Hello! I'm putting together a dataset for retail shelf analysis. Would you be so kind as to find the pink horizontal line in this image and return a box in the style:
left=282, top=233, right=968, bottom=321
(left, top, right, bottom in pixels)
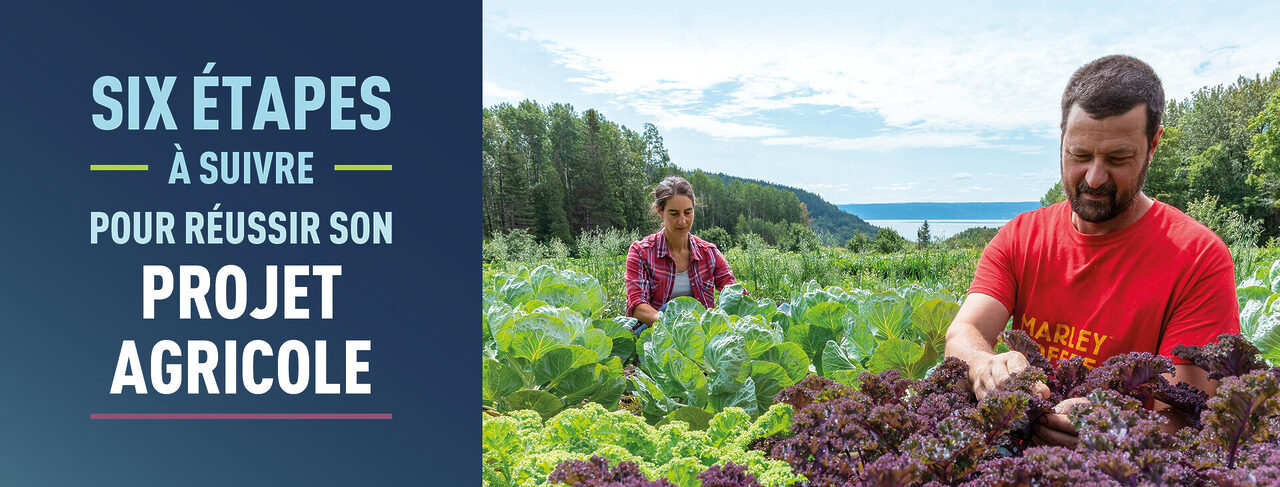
left=90, top=413, right=392, bottom=420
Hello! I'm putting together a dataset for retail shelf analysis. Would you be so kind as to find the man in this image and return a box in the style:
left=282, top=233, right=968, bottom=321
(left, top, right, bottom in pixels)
left=944, top=55, right=1240, bottom=446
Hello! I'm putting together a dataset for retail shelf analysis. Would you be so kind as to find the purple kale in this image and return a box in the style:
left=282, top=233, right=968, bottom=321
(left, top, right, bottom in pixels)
left=902, top=416, right=987, bottom=484
left=912, top=357, right=972, bottom=398
left=772, top=394, right=877, bottom=485
left=696, top=462, right=764, bottom=487
left=773, top=374, right=848, bottom=412
left=1153, top=380, right=1209, bottom=430
left=858, top=368, right=914, bottom=405
left=1195, top=370, right=1280, bottom=468
left=1172, top=334, right=1267, bottom=381
left=861, top=453, right=924, bottom=487
left=1204, top=465, right=1280, bottom=487
left=1050, top=355, right=1089, bottom=398
left=548, top=456, right=674, bottom=486
left=960, top=446, right=1116, bottom=486
left=997, top=330, right=1053, bottom=376
left=1070, top=352, right=1172, bottom=403
left=971, top=390, right=1031, bottom=451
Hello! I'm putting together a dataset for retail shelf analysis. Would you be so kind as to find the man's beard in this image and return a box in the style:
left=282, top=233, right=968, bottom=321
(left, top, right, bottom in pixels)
left=1065, top=165, right=1147, bottom=224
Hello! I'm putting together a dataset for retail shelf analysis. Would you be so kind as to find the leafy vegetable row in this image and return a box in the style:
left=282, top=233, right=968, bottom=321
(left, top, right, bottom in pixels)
left=746, top=330, right=1280, bottom=486
left=481, top=403, right=803, bottom=487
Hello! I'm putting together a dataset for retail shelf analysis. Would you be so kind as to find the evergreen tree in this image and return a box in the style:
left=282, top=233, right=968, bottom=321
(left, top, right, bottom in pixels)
left=916, top=220, right=931, bottom=249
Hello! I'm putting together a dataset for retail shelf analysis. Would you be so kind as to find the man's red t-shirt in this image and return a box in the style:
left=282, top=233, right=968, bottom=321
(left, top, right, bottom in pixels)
left=969, top=200, right=1239, bottom=368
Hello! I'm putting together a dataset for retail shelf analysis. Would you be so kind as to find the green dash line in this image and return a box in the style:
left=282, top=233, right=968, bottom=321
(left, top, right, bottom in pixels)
left=91, top=164, right=149, bottom=171
left=334, top=164, right=393, bottom=171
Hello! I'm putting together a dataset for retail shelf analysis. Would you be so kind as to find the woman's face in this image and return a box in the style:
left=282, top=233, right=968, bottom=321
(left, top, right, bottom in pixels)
left=661, top=195, right=694, bottom=237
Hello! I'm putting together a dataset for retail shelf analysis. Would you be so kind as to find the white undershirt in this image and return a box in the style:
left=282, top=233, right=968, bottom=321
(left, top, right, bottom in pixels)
left=670, top=271, right=692, bottom=298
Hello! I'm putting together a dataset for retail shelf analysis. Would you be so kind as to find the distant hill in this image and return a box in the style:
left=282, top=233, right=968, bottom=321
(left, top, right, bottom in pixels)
left=839, top=202, right=1040, bottom=220
left=706, top=173, right=880, bottom=243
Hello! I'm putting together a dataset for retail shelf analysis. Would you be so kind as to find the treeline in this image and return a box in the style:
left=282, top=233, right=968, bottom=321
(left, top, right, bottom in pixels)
left=1043, top=64, right=1280, bottom=245
left=706, top=173, right=879, bottom=244
left=482, top=100, right=829, bottom=246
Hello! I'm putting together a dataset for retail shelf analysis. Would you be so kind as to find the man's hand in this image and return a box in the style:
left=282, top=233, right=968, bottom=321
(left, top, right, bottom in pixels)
left=968, top=350, right=1050, bottom=401
left=1033, top=397, right=1089, bottom=447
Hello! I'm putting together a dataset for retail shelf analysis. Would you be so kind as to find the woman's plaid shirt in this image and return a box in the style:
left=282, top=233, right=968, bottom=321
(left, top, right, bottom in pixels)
left=625, top=229, right=739, bottom=316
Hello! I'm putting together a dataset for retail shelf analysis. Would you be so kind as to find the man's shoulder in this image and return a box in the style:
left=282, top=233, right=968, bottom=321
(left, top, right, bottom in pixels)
left=1150, top=200, right=1229, bottom=251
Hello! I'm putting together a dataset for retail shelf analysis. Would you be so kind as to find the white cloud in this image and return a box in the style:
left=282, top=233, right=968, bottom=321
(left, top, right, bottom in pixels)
left=482, top=81, right=523, bottom=101
left=762, top=132, right=1043, bottom=152
left=485, top=3, right=1280, bottom=149
left=874, top=183, right=916, bottom=191
left=952, top=172, right=973, bottom=180
left=794, top=182, right=851, bottom=193
left=957, top=186, right=997, bottom=193
left=1018, top=170, right=1060, bottom=186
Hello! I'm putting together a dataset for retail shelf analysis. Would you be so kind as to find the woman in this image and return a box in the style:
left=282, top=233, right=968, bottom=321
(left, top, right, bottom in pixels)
left=625, top=176, right=740, bottom=334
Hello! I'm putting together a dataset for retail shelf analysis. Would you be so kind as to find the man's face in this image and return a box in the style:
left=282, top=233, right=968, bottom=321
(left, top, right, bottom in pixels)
left=1060, top=104, right=1155, bottom=223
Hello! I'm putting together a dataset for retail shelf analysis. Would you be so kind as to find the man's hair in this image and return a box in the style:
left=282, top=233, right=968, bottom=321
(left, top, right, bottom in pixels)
left=1060, top=55, right=1164, bottom=142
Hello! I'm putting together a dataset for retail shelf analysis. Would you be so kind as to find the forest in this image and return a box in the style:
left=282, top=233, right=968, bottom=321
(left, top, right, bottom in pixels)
left=481, top=101, right=874, bottom=248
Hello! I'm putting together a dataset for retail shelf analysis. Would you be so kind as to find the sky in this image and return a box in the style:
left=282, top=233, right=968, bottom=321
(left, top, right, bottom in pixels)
left=482, top=2, right=1280, bottom=204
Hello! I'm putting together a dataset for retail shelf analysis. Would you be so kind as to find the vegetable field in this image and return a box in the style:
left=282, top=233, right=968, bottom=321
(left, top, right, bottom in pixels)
left=483, top=254, right=1280, bottom=486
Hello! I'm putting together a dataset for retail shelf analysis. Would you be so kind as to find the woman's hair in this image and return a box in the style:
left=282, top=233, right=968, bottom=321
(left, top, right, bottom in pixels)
left=652, top=176, right=696, bottom=214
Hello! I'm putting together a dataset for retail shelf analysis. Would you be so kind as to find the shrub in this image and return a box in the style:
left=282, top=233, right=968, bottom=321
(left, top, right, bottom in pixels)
left=845, top=232, right=870, bottom=253
left=874, top=227, right=906, bottom=253
left=698, top=226, right=732, bottom=249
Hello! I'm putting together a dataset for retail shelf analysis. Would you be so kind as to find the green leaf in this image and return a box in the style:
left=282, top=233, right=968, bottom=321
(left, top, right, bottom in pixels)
left=699, top=309, right=732, bottom=340
left=704, top=333, right=748, bottom=395
left=1239, top=280, right=1272, bottom=307
left=705, top=407, right=752, bottom=448
left=663, top=296, right=705, bottom=318
left=528, top=265, right=559, bottom=290
left=744, top=361, right=791, bottom=414
left=869, top=337, right=927, bottom=379
left=660, top=457, right=705, bottom=487
left=482, top=358, right=524, bottom=407
left=912, top=299, right=959, bottom=352
left=1270, top=260, right=1280, bottom=292
left=844, top=322, right=877, bottom=362
left=481, top=417, right=522, bottom=469
left=1253, top=312, right=1280, bottom=363
left=666, top=313, right=709, bottom=364
left=1242, top=300, right=1265, bottom=339
left=586, top=357, right=627, bottom=410
left=803, top=301, right=849, bottom=333
left=552, top=364, right=604, bottom=405
left=732, top=315, right=783, bottom=359
left=598, top=317, right=638, bottom=361
left=533, top=345, right=599, bottom=387
left=861, top=293, right=913, bottom=340
left=1266, top=293, right=1280, bottom=315
left=717, top=283, right=757, bottom=316
left=827, top=368, right=865, bottom=388
left=709, top=377, right=758, bottom=416
left=540, top=305, right=590, bottom=337
left=656, top=406, right=716, bottom=431
left=496, top=389, right=564, bottom=420
left=822, top=338, right=862, bottom=376
left=758, top=342, right=811, bottom=383
left=572, top=328, right=613, bottom=363
left=660, top=349, right=710, bottom=408
left=786, top=323, right=837, bottom=376
left=630, top=369, right=679, bottom=419
left=507, top=312, right=574, bottom=363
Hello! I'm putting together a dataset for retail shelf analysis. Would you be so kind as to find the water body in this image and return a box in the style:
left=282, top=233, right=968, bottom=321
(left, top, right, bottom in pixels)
left=865, top=219, right=1009, bottom=242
